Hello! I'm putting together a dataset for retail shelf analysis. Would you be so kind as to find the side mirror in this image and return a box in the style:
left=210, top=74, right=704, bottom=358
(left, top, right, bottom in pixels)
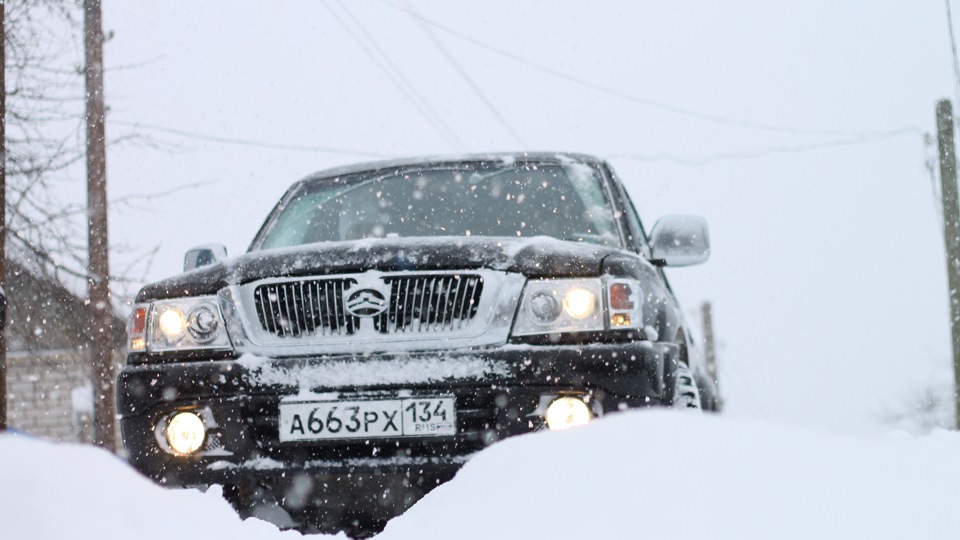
left=184, top=244, right=227, bottom=272
left=648, top=215, right=710, bottom=267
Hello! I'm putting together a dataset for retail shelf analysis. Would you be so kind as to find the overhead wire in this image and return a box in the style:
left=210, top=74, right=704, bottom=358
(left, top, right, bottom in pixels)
left=325, top=0, right=467, bottom=152
left=924, top=133, right=944, bottom=230
left=607, top=127, right=921, bottom=166
left=400, top=0, right=527, bottom=148
left=113, top=4, right=932, bottom=166
left=110, top=121, right=922, bottom=167
left=109, top=120, right=393, bottom=158
left=377, top=0, right=922, bottom=138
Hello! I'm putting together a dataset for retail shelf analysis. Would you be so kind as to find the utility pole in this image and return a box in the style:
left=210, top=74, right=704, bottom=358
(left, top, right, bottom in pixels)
left=936, top=99, right=960, bottom=430
left=0, top=0, right=7, bottom=433
left=700, top=301, right=721, bottom=411
left=84, top=0, right=115, bottom=450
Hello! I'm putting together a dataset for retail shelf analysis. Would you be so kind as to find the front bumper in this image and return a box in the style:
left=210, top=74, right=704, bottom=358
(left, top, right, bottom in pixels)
left=119, top=340, right=677, bottom=486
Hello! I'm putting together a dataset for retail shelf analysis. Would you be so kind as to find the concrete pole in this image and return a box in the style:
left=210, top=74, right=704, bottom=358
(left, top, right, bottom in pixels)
left=0, top=0, right=7, bottom=432
left=935, top=99, right=960, bottom=430
left=700, top=301, right=721, bottom=411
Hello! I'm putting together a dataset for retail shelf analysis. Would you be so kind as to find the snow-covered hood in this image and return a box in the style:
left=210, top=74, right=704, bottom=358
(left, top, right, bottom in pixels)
left=137, top=236, right=618, bottom=301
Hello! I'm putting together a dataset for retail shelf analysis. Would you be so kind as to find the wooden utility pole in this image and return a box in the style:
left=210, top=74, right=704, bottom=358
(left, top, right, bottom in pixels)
left=84, top=0, right=115, bottom=450
left=0, top=0, right=7, bottom=433
left=936, top=99, right=960, bottom=430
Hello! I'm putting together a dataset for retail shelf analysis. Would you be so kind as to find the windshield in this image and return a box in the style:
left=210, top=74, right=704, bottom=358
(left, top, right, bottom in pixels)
left=255, top=162, right=621, bottom=250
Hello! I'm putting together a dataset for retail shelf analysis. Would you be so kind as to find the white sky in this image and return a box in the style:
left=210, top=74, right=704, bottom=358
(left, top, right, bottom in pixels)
left=67, top=1, right=960, bottom=431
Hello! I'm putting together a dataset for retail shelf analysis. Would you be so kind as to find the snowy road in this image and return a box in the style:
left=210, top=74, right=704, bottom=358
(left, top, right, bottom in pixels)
left=2, top=411, right=958, bottom=539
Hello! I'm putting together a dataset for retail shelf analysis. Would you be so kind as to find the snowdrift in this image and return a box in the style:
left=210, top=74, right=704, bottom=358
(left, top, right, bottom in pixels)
left=0, top=433, right=308, bottom=540
left=381, top=411, right=960, bottom=539
left=3, top=411, right=960, bottom=539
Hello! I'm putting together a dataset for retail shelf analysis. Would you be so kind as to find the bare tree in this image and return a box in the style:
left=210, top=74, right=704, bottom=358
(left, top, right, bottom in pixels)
left=4, top=2, right=168, bottom=299
left=1, top=1, right=161, bottom=373
left=5, top=0, right=90, bottom=287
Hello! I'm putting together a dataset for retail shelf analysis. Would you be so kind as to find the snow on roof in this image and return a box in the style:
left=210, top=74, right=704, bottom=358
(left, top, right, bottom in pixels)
left=299, top=152, right=606, bottom=184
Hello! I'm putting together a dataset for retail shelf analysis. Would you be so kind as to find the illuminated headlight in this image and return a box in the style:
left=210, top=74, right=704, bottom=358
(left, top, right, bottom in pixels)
left=165, top=411, right=206, bottom=455
left=545, top=397, right=591, bottom=431
left=563, top=288, right=597, bottom=319
left=512, top=277, right=643, bottom=336
left=158, top=308, right=186, bottom=338
left=132, top=296, right=232, bottom=353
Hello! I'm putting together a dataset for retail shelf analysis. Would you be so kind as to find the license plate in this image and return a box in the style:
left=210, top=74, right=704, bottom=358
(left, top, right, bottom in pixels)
left=278, top=397, right=456, bottom=442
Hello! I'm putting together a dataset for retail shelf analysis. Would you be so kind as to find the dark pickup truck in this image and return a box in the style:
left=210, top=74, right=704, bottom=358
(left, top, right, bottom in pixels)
left=118, top=152, right=715, bottom=535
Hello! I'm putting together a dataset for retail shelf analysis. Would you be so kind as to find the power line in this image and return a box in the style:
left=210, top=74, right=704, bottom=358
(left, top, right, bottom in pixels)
left=324, top=0, right=466, bottom=152
left=110, top=120, right=393, bottom=158
left=400, top=0, right=526, bottom=147
left=113, top=120, right=920, bottom=167
left=925, top=132, right=944, bottom=229
left=335, top=0, right=466, bottom=151
left=378, top=0, right=921, bottom=138
left=607, top=127, right=921, bottom=166
left=320, top=0, right=451, bottom=149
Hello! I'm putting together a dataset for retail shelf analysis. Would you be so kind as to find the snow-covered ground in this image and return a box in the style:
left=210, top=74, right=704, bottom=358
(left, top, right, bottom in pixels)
left=3, top=410, right=959, bottom=539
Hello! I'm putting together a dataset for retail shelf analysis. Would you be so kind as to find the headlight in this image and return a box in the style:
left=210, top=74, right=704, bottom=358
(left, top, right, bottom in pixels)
left=545, top=396, right=591, bottom=430
left=512, top=277, right=643, bottom=336
left=528, top=291, right=563, bottom=323
left=128, top=296, right=232, bottom=353
left=563, top=288, right=597, bottom=319
left=158, top=308, right=186, bottom=338
left=512, top=279, right=604, bottom=336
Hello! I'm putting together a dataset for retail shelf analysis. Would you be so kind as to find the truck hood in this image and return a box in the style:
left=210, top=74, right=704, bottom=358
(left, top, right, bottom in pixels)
left=137, top=237, right=619, bottom=301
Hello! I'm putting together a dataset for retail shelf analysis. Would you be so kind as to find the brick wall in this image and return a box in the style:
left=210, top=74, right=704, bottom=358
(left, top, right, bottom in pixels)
left=6, top=349, right=123, bottom=445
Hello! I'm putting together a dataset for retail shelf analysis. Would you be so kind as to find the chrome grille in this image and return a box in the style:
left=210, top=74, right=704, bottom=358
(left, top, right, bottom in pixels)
left=253, top=274, right=483, bottom=338
left=375, top=274, right=483, bottom=333
left=254, top=278, right=358, bottom=337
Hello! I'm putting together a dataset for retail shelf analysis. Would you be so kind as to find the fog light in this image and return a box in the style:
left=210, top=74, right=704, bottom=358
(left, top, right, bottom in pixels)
left=166, top=411, right=206, bottom=455
left=545, top=396, right=591, bottom=431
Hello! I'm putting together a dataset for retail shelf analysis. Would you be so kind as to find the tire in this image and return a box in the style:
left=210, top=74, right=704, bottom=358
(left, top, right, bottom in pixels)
left=672, top=362, right=702, bottom=412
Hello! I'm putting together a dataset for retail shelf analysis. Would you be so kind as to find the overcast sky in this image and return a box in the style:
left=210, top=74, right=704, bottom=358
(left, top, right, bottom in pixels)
left=64, top=1, right=960, bottom=431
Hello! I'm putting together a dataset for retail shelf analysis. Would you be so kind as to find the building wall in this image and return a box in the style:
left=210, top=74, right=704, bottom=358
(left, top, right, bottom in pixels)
left=3, top=260, right=128, bottom=448
left=6, top=349, right=123, bottom=445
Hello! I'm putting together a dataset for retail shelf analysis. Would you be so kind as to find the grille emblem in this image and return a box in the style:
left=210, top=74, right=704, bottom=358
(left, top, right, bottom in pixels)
left=345, top=289, right=387, bottom=317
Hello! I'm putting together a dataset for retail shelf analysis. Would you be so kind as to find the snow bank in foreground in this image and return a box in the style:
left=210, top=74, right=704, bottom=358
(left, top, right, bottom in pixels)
left=3, top=412, right=960, bottom=540
left=0, top=434, right=313, bottom=540
left=380, top=411, right=960, bottom=540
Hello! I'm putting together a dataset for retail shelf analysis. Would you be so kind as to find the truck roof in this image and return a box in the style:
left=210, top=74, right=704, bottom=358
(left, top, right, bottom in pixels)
left=301, top=152, right=606, bottom=183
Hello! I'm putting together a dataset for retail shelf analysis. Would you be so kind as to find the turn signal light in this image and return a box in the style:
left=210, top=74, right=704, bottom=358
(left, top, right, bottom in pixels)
left=127, top=306, right=148, bottom=352
left=609, top=283, right=634, bottom=310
